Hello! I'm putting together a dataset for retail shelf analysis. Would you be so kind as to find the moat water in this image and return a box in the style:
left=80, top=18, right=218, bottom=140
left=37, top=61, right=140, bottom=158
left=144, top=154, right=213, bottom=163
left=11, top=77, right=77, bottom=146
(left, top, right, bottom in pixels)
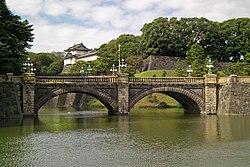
left=1, top=107, right=250, bottom=167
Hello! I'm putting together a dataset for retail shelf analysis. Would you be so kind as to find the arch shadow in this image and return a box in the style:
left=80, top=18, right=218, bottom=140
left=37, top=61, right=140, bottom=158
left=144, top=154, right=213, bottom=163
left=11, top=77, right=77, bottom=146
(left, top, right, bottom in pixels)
left=129, top=87, right=205, bottom=114
left=34, top=87, right=117, bottom=115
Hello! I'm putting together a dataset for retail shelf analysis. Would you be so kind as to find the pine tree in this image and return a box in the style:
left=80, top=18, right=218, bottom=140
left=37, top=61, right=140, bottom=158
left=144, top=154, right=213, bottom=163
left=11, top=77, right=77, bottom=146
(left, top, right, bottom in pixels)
left=0, top=0, right=34, bottom=75
left=185, top=43, right=208, bottom=77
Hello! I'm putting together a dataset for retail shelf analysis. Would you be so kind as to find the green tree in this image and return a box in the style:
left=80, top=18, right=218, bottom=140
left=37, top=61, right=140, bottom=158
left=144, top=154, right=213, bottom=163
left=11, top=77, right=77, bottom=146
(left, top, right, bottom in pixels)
left=225, top=52, right=250, bottom=76
left=125, top=55, right=143, bottom=73
left=67, top=60, right=90, bottom=75
left=40, top=66, right=48, bottom=74
left=175, top=59, right=185, bottom=77
left=28, top=52, right=58, bottom=73
left=220, top=18, right=250, bottom=62
left=47, top=59, right=64, bottom=74
left=244, top=52, right=250, bottom=75
left=185, top=43, right=209, bottom=77
left=95, top=34, right=141, bottom=75
left=0, top=0, right=33, bottom=74
left=139, top=17, right=170, bottom=56
left=139, top=17, right=250, bottom=63
left=139, top=17, right=221, bottom=58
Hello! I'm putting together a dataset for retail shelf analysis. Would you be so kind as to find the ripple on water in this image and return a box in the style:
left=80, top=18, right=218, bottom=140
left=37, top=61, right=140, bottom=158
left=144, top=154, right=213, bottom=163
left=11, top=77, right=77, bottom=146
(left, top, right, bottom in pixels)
left=1, top=110, right=250, bottom=167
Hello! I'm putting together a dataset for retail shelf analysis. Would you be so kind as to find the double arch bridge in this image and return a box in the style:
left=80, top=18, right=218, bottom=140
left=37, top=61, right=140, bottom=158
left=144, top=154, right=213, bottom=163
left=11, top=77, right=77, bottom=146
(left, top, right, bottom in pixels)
left=17, top=73, right=224, bottom=117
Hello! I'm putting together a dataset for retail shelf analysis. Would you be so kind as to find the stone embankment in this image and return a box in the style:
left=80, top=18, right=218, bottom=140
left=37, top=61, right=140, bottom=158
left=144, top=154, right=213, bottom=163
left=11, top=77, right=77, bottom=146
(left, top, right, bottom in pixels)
left=142, top=55, right=228, bottom=71
left=0, top=82, right=21, bottom=119
left=218, top=76, right=250, bottom=115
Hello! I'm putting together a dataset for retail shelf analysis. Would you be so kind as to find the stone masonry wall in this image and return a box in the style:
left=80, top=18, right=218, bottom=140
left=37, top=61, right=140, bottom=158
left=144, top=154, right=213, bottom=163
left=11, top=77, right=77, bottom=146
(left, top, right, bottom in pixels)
left=142, top=55, right=228, bottom=71
left=142, top=55, right=182, bottom=71
left=218, top=81, right=250, bottom=115
left=43, top=93, right=92, bottom=108
left=0, top=82, right=22, bottom=119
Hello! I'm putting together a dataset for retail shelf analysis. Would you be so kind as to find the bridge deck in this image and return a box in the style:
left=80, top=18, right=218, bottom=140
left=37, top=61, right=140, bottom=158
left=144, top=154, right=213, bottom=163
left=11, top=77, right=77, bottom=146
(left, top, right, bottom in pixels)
left=1, top=74, right=250, bottom=84
left=35, top=76, right=205, bottom=84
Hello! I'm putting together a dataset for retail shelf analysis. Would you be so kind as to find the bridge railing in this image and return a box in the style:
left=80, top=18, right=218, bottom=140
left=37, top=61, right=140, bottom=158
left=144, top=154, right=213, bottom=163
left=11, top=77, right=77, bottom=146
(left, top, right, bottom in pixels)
left=217, top=76, right=250, bottom=84
left=237, top=76, right=250, bottom=83
left=36, top=76, right=118, bottom=83
left=217, top=77, right=228, bottom=84
left=129, top=77, right=204, bottom=83
left=0, top=74, right=22, bottom=83
left=0, top=75, right=5, bottom=82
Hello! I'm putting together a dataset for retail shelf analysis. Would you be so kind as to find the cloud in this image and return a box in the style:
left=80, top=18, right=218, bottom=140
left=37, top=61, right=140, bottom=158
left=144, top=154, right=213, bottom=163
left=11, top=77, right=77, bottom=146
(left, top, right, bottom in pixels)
left=6, top=0, right=42, bottom=16
left=5, top=0, right=250, bottom=52
left=43, top=0, right=68, bottom=16
left=165, top=0, right=250, bottom=21
left=123, top=0, right=162, bottom=11
left=91, top=6, right=124, bottom=26
left=29, top=17, right=122, bottom=52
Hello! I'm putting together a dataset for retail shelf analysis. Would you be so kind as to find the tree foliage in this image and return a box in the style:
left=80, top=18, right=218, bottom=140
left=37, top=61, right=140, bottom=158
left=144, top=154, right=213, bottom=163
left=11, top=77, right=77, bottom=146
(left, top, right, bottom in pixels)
left=0, top=0, right=33, bottom=74
left=139, top=17, right=250, bottom=64
left=47, top=59, right=64, bottom=74
left=94, top=34, right=141, bottom=75
left=220, top=18, right=250, bottom=62
left=185, top=43, right=210, bottom=77
left=225, top=52, right=250, bottom=76
left=125, top=55, right=144, bottom=73
left=67, top=60, right=90, bottom=75
left=139, top=17, right=220, bottom=57
left=28, top=52, right=63, bottom=74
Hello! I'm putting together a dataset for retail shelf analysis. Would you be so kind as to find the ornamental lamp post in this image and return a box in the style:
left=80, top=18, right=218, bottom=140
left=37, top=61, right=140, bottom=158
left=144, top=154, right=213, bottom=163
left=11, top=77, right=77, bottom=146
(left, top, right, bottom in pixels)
left=238, top=52, right=244, bottom=61
left=186, top=65, right=193, bottom=77
left=110, top=64, right=117, bottom=76
left=87, top=64, right=92, bottom=76
left=118, top=44, right=121, bottom=74
left=23, top=57, right=36, bottom=73
left=206, top=58, right=214, bottom=74
left=120, top=58, right=127, bottom=74
left=240, top=55, right=244, bottom=61
left=80, top=66, right=84, bottom=75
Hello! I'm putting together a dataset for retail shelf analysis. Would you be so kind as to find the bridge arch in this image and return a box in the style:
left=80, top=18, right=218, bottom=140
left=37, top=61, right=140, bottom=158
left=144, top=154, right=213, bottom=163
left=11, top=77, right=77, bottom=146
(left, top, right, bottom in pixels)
left=129, top=87, right=205, bottom=113
left=34, top=86, right=117, bottom=115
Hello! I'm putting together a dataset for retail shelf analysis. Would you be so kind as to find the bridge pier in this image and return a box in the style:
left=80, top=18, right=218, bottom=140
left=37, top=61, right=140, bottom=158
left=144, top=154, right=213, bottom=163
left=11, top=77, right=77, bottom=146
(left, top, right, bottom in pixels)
left=22, top=73, right=37, bottom=117
left=117, top=74, right=130, bottom=115
left=204, top=74, right=218, bottom=114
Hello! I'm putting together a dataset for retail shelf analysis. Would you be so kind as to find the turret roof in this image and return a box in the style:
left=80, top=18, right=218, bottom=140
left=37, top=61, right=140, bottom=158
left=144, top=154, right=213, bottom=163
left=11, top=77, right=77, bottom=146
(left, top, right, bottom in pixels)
left=65, top=43, right=92, bottom=52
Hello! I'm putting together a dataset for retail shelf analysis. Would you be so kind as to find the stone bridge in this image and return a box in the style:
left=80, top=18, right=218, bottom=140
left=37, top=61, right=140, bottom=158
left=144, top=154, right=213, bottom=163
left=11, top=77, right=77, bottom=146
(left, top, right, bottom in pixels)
left=2, top=73, right=250, bottom=116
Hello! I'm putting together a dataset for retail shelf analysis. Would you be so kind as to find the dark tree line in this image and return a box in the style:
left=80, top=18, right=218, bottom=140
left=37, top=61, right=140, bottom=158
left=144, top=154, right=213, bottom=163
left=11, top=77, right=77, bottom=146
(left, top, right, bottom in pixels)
left=0, top=0, right=33, bottom=75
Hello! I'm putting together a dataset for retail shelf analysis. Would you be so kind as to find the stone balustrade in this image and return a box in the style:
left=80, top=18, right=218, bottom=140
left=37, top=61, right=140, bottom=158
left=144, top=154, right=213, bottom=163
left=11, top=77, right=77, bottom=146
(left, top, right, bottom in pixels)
left=237, top=76, right=250, bottom=83
left=217, top=77, right=228, bottom=84
left=2, top=74, right=250, bottom=85
left=0, top=75, right=5, bottom=82
left=129, top=77, right=204, bottom=83
left=36, top=76, right=206, bottom=84
left=36, top=76, right=118, bottom=83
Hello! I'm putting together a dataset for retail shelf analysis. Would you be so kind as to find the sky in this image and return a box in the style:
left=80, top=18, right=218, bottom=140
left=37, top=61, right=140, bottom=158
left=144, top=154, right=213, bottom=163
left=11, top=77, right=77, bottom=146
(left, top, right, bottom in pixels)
left=6, top=0, right=250, bottom=53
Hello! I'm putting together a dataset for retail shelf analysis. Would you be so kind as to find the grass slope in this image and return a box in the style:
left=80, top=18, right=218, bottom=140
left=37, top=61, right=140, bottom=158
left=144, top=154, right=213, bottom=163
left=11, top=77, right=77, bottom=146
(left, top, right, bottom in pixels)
left=134, top=70, right=176, bottom=77
left=134, top=93, right=180, bottom=108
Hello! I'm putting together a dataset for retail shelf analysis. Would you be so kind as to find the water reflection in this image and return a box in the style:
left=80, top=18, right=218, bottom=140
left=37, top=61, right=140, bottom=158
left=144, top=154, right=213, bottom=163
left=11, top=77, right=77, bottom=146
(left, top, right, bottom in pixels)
left=0, top=108, right=250, bottom=166
left=1, top=108, right=250, bottom=142
left=204, top=115, right=250, bottom=142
